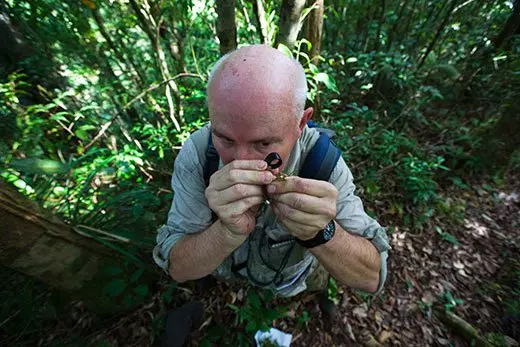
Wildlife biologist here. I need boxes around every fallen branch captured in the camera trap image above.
[434,306,491,347]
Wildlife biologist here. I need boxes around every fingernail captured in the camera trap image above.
[267,185,275,194]
[258,161,267,170]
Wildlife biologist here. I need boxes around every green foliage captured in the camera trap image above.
[434,226,461,246]
[440,290,464,313]
[327,277,340,305]
[228,290,287,335]
[295,309,311,330]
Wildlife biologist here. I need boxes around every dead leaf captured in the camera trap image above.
[453,260,464,269]
[436,337,450,345]
[353,303,368,319]
[378,330,393,344]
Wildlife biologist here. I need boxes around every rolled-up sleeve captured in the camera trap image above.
[330,156,391,293]
[152,136,213,273]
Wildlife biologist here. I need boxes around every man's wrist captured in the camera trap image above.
[297,220,336,248]
[217,220,248,249]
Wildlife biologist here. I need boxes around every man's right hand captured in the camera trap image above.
[205,160,274,237]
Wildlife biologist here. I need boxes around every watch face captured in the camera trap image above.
[323,222,335,241]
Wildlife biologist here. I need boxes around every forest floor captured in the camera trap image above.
[1,174,519,347]
[96,174,520,347]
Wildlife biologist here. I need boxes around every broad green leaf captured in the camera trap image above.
[10,158,70,175]
[314,73,339,93]
[104,279,127,297]
[346,57,358,63]
[133,284,149,297]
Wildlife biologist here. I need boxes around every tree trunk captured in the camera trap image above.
[386,0,409,52]
[276,0,307,49]
[362,0,378,52]
[0,10,32,69]
[0,180,155,316]
[306,0,324,64]
[253,0,269,44]
[400,0,418,48]
[493,0,520,51]
[374,0,386,52]
[417,0,459,69]
[215,0,237,55]
[478,102,520,167]
[128,0,183,131]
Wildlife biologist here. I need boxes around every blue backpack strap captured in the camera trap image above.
[299,132,342,181]
[204,132,220,187]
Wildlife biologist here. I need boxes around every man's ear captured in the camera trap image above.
[298,107,314,135]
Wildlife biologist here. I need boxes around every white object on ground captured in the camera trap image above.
[254,328,292,347]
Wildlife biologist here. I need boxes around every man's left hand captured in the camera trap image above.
[266,177,338,240]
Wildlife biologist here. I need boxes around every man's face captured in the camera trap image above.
[209,95,304,171]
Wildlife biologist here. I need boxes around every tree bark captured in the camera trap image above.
[417,0,459,69]
[276,0,307,49]
[493,0,520,51]
[306,0,324,64]
[253,0,269,44]
[0,179,155,315]
[215,0,237,55]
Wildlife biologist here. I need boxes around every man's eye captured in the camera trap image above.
[261,142,271,147]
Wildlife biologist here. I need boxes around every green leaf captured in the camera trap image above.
[245,320,257,333]
[104,279,127,297]
[346,57,358,63]
[442,232,460,245]
[103,266,123,276]
[314,73,339,93]
[133,284,149,297]
[248,290,261,308]
[277,43,293,58]
[10,158,70,175]
[130,268,144,283]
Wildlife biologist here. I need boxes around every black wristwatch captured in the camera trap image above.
[297,220,336,249]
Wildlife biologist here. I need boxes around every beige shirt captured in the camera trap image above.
[153,123,390,296]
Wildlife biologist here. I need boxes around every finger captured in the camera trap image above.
[212,167,274,191]
[229,160,268,171]
[271,192,336,216]
[271,201,328,229]
[220,196,266,218]
[272,205,320,238]
[266,176,336,198]
[215,184,265,206]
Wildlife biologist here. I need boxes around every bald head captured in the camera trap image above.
[207,45,307,121]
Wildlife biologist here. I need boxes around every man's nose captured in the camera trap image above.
[235,145,255,160]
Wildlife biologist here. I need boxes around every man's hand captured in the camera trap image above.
[205,160,274,236]
[267,177,338,240]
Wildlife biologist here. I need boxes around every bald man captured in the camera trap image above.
[153,45,390,297]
